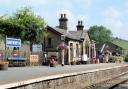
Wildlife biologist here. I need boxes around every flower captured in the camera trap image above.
[57,42,69,50]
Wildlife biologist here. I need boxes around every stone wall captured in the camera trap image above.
[10,65,128,89]
[0,42,30,60]
[45,29,61,51]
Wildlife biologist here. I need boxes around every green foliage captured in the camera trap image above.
[0,34,4,42]
[111,38,128,50]
[0,7,47,43]
[124,54,128,62]
[109,56,124,63]
[88,25,112,46]
[11,7,47,43]
[0,17,25,38]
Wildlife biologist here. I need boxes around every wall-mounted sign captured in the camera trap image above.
[30,55,39,62]
[61,35,65,41]
[6,38,21,47]
[32,44,42,52]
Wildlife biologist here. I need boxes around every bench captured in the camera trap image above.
[7,57,27,67]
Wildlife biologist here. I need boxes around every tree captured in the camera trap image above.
[0,16,5,42]
[88,25,112,46]
[0,7,47,44]
[10,7,47,43]
[0,17,25,38]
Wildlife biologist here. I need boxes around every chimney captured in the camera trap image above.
[76,20,84,31]
[59,14,68,30]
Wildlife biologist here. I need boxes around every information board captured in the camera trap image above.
[30,55,39,62]
[6,38,21,47]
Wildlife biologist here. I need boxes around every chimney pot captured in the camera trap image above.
[78,21,81,25]
[76,20,84,31]
[61,14,63,18]
[81,21,83,25]
[64,14,66,18]
[59,13,68,30]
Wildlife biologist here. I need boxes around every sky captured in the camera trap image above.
[0,0,128,40]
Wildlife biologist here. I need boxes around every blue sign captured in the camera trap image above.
[6,38,21,47]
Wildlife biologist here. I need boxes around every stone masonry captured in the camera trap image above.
[9,65,128,89]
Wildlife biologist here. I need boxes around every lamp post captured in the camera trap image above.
[61,35,65,66]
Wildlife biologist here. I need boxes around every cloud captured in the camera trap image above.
[123,0,128,16]
[77,15,86,21]
[74,0,92,10]
[102,7,121,18]
[104,18,123,29]
[0,0,48,7]
[101,6,128,40]
[57,0,73,9]
[0,0,10,3]
[27,0,48,5]
[104,18,128,40]
[54,0,92,11]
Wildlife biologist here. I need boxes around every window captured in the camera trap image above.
[47,38,52,48]
[76,44,79,57]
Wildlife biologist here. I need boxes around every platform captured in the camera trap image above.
[0,63,128,88]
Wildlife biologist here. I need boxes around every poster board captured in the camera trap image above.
[30,55,39,62]
[6,38,21,47]
[32,44,42,52]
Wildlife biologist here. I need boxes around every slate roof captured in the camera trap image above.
[47,26,81,41]
[69,30,88,40]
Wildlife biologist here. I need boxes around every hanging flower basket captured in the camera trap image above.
[57,42,69,50]
[0,61,9,70]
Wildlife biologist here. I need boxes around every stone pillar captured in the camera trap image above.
[68,42,70,64]
[60,35,65,66]
[91,40,96,57]
[83,43,85,56]
[94,47,96,58]
[61,49,64,66]
[73,43,76,59]
[90,40,96,63]
[78,44,81,57]
[92,42,96,58]
[89,44,91,61]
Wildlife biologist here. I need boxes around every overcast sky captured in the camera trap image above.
[0,0,128,40]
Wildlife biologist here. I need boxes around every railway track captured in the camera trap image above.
[111,80,128,89]
[84,73,128,89]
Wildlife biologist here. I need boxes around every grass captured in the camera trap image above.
[111,38,128,50]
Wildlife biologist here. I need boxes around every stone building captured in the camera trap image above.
[44,14,96,65]
[99,38,128,56]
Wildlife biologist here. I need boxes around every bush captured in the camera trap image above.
[124,54,128,62]
[109,56,124,63]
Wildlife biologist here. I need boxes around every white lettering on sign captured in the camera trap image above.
[32,44,42,52]
[6,38,21,47]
